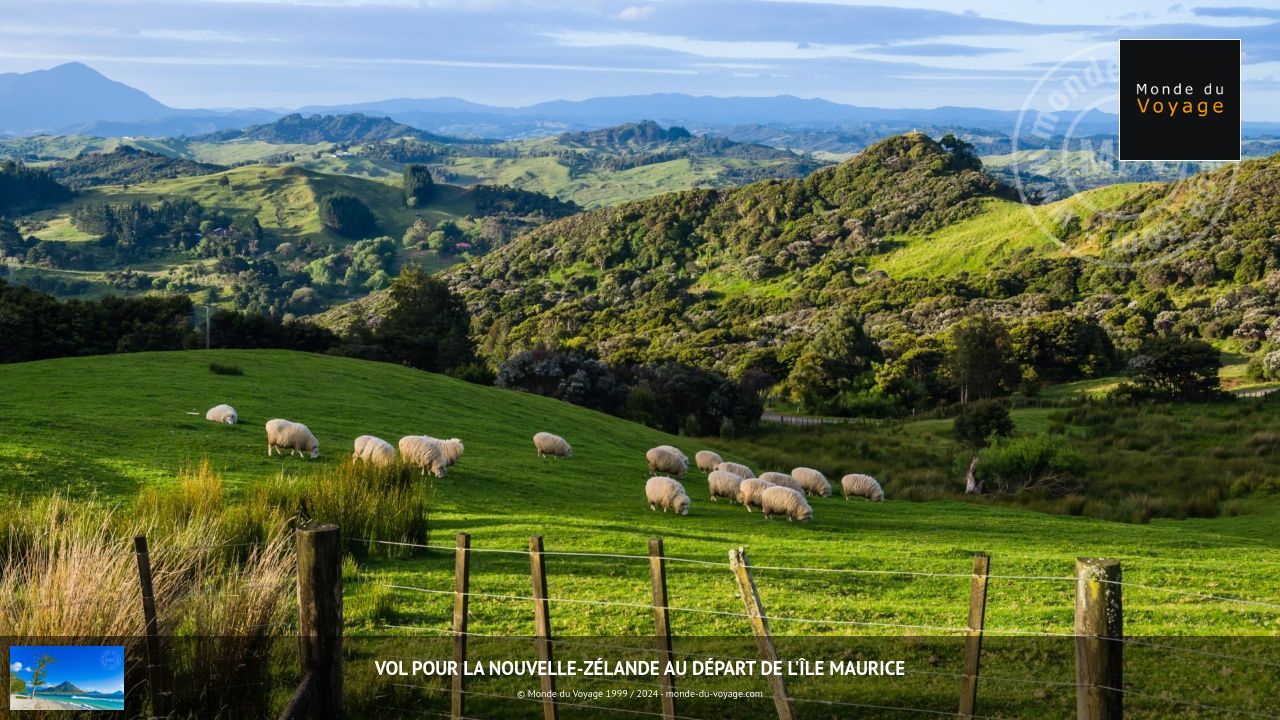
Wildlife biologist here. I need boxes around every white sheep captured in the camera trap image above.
[645,476,691,515]
[353,435,396,467]
[760,486,813,522]
[737,477,776,512]
[707,470,742,503]
[399,435,448,477]
[716,461,756,479]
[695,450,723,473]
[205,404,238,425]
[533,432,573,459]
[265,419,319,459]
[791,467,832,497]
[646,446,688,478]
[439,438,465,466]
[656,445,689,463]
[759,471,804,493]
[841,473,884,502]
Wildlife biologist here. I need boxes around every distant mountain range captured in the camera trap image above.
[193,113,478,145]
[4,62,1279,144]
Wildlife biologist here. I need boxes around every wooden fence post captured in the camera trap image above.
[648,538,677,720]
[296,523,343,720]
[529,535,558,720]
[1075,558,1122,720]
[728,547,795,720]
[958,552,990,719]
[134,535,169,717]
[452,533,471,720]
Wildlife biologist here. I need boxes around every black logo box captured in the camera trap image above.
[1119,39,1241,162]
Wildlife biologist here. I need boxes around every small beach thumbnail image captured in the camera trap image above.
[8,645,125,711]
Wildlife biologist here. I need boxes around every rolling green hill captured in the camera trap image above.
[0,348,1277,649]
[442,133,1280,416]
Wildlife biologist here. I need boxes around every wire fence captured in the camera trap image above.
[353,533,1280,720]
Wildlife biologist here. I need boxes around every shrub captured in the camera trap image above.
[209,362,244,376]
[971,435,1087,496]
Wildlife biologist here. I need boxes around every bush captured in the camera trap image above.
[209,362,244,376]
[971,435,1087,496]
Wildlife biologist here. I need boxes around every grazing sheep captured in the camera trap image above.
[656,445,689,463]
[841,474,884,502]
[265,419,319,459]
[716,461,756,479]
[646,446,688,478]
[759,471,804,493]
[399,435,449,477]
[707,470,743,503]
[205,404,238,425]
[760,486,813,522]
[533,432,573,459]
[695,450,723,473]
[737,477,776,512]
[353,435,396,467]
[439,438,465,466]
[791,467,832,497]
[645,476,691,516]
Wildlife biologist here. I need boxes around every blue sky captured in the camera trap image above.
[0,1,1278,117]
[9,646,125,694]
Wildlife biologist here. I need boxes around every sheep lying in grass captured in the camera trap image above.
[266,419,319,459]
[206,404,238,425]
[759,471,804,493]
[695,450,723,473]
[737,478,775,512]
[841,474,884,502]
[353,435,396,467]
[533,432,573,459]
[760,486,813,522]
[716,461,755,479]
[645,476,691,515]
[647,446,688,478]
[707,470,743,503]
[439,438,465,466]
[791,467,832,497]
[399,435,449,477]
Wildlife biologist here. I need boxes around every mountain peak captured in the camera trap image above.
[0,62,172,134]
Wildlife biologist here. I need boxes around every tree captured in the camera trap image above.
[787,307,881,412]
[944,314,1020,403]
[373,265,476,372]
[318,192,377,239]
[10,675,25,695]
[1127,336,1221,401]
[403,164,434,207]
[29,653,55,698]
[953,399,1014,494]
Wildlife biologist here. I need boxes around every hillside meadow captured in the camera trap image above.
[0,349,1277,639]
[2,349,1278,718]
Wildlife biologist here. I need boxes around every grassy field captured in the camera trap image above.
[868,183,1151,279]
[1,349,1278,642]
[3,349,1277,717]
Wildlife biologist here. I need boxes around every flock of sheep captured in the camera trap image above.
[203,407,882,524]
[641,446,883,523]
[206,404,465,476]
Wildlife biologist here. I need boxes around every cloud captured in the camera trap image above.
[868,43,1015,57]
[1192,6,1280,19]
[10,662,22,672]
[618,5,653,21]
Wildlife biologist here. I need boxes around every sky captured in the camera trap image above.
[9,646,125,694]
[0,0,1279,117]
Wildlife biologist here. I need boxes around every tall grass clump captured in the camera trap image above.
[251,460,430,558]
[0,462,300,716]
